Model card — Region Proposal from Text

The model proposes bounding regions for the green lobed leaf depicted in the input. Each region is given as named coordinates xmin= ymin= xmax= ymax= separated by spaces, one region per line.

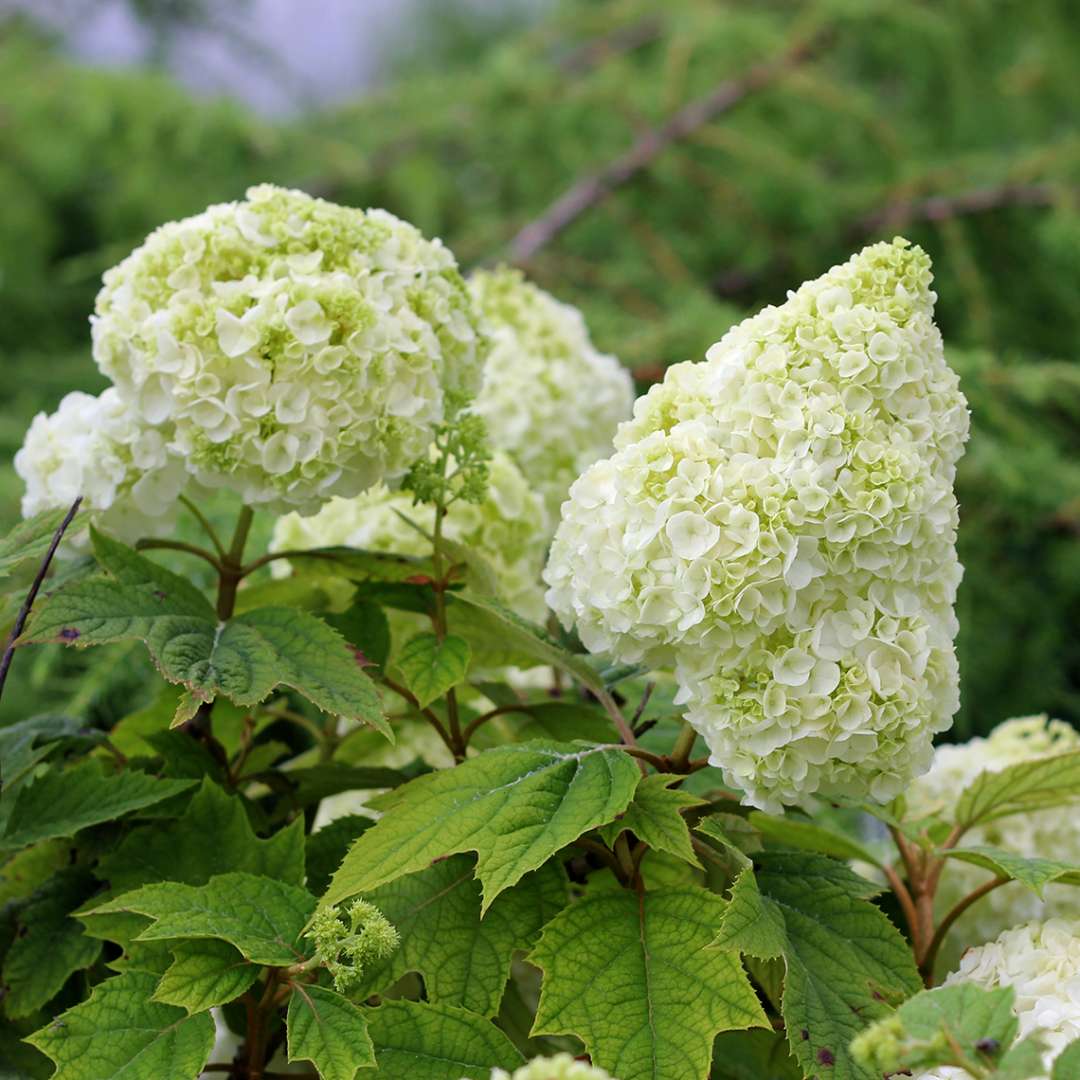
xmin=599 ymin=773 xmax=704 ymax=868
xmin=0 ymin=760 xmax=194 ymax=852
xmin=1053 ymin=1037 xmax=1080 ymax=1080
xmin=286 ymin=983 xmax=376 ymax=1080
xmin=748 ymin=811 xmax=882 ymax=868
xmin=89 ymin=871 xmax=315 ymax=966
xmin=152 ymin=938 xmax=259 ymax=1013
xmin=22 ymin=530 xmax=389 ymax=736
xmin=279 ymin=547 xmax=437 ymax=584
xmin=27 ymin=970 xmax=215 ymax=1080
xmin=325 ymin=600 xmax=391 ymax=671
xmin=448 ymin=592 xmax=606 ymax=694
xmin=396 ymin=631 xmax=472 ymax=708
xmin=2 ymin=869 xmax=102 ymax=1019
xmin=364 ymin=999 xmax=524 ymax=1078
xmin=529 ymin=886 xmax=767 ymax=1080
xmin=712 ymin=1029 xmax=802 ymax=1080
xmin=305 ymin=816 xmax=375 ymax=898
xmin=714 ymin=853 xmax=921 ymax=1080
xmin=321 ymin=741 xmax=639 ymax=914
xmin=0 ymin=507 xmax=84 ymax=580
xmin=96 ymin=777 xmax=306 ymax=892
xmin=944 ymin=845 xmax=1080 ymax=895
xmin=853 ymin=983 xmax=1022 ymax=1076
xmin=954 ymin=751 xmax=1080 ymax=828
xmin=0 ymin=715 xmax=96 ymax=793
xmin=356 ymin=854 xmax=568 ymax=1017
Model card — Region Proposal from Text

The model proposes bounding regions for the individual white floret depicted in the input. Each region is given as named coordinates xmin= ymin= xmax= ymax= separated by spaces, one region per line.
xmin=92 ymin=184 xmax=486 ymax=513
xmin=909 ymin=716 xmax=1080 ymax=959
xmin=271 ymin=451 xmax=548 ymax=621
xmin=917 ymin=918 xmax=1080 ymax=1080
xmin=469 ymin=268 xmax=634 ymax=519
xmin=15 ymin=387 xmax=186 ymax=544
xmin=545 ymin=238 xmax=969 ymax=810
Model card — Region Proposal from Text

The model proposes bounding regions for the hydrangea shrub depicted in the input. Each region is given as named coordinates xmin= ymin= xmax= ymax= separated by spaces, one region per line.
xmin=2 ymin=196 xmax=1078 ymax=1080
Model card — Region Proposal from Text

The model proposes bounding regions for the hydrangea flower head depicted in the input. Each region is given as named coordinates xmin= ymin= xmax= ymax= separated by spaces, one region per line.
xmin=545 ymin=238 xmax=969 ymax=810
xmin=15 ymin=388 xmax=187 ymax=544
xmin=910 ymin=716 xmax=1080 ymax=958
xmin=272 ymin=450 xmax=548 ymax=620
xmin=916 ymin=918 xmax=1080 ymax=1080
xmin=469 ymin=267 xmax=634 ymax=518
xmin=489 ymin=1054 xmax=615 ymax=1079
xmin=92 ymin=184 xmax=485 ymax=513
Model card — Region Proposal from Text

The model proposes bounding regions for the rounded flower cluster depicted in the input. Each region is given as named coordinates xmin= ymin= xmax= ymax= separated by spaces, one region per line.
xmin=90 ymin=184 xmax=485 ymax=513
xmin=545 ymin=238 xmax=969 ymax=810
xmin=909 ymin=715 xmax=1080 ymax=957
xmin=917 ymin=918 xmax=1080 ymax=1080
xmin=271 ymin=451 xmax=549 ymax=620
xmin=15 ymin=388 xmax=187 ymax=543
xmin=469 ymin=267 xmax=634 ymax=519
xmin=488 ymin=1055 xmax=615 ymax=1080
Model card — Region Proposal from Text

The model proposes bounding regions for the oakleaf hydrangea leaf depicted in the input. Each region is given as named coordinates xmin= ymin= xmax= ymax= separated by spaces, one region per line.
xmin=365 ymin=999 xmax=524 ymax=1078
xmin=356 ymin=854 xmax=568 ymax=1016
xmin=1053 ymin=1037 xmax=1080 ymax=1080
xmin=529 ymin=886 xmax=767 ymax=1080
xmin=747 ymin=811 xmax=882 ymax=868
xmin=2 ymin=869 xmax=101 ymax=1019
xmin=89 ymin=871 xmax=315 ymax=966
xmin=449 ymin=592 xmax=607 ymax=693
xmin=955 ymin=751 xmax=1080 ymax=827
xmin=599 ymin=773 xmax=704 ymax=868
xmin=286 ymin=983 xmax=376 ymax=1080
xmin=851 ymin=983 xmax=1023 ymax=1076
xmin=713 ymin=853 xmax=921 ymax=1080
xmin=321 ymin=742 xmax=639 ymax=914
xmin=27 ymin=970 xmax=215 ymax=1080
xmin=152 ymin=939 xmax=259 ymax=1013
xmin=0 ymin=506 xmax=83 ymax=579
xmin=0 ymin=760 xmax=194 ymax=852
xmin=396 ymin=631 xmax=472 ymax=708
xmin=944 ymin=845 xmax=1080 ymax=896
xmin=22 ymin=530 xmax=389 ymax=736
xmin=97 ymin=777 xmax=306 ymax=891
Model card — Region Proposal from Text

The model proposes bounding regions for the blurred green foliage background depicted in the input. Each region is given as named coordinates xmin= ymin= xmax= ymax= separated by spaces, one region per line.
xmin=2 ymin=0 xmax=1079 ymax=739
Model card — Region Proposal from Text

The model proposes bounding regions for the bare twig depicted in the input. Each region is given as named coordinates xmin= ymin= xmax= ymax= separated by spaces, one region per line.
xmin=712 ymin=180 xmax=1074 ymax=299
xmin=857 ymin=181 xmax=1069 ymax=236
xmin=0 ymin=496 xmax=82 ymax=705
xmin=509 ymin=35 xmax=822 ymax=263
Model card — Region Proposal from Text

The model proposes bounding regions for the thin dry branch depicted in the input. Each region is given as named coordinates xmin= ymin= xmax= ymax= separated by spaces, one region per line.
xmin=857 ymin=181 xmax=1069 ymax=235
xmin=713 ymin=180 xmax=1075 ymax=298
xmin=509 ymin=35 xmax=822 ymax=264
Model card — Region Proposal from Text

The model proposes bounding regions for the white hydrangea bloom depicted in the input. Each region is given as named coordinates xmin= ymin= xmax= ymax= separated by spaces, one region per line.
xmin=271 ymin=451 xmax=548 ymax=620
xmin=469 ymin=268 xmax=634 ymax=519
xmin=909 ymin=716 xmax=1080 ymax=957
xmin=545 ymin=239 xmax=969 ymax=811
xmin=488 ymin=1054 xmax=615 ymax=1080
xmin=15 ymin=388 xmax=187 ymax=544
xmin=92 ymin=184 xmax=485 ymax=513
xmin=917 ymin=918 xmax=1080 ymax=1080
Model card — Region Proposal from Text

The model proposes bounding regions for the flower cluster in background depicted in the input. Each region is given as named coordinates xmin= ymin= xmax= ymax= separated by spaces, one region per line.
xmin=18 ymin=184 xmax=486 ymax=528
xmin=15 ymin=387 xmax=187 ymax=544
xmin=489 ymin=1055 xmax=614 ymax=1080
xmin=469 ymin=267 xmax=634 ymax=523
xmin=909 ymin=715 xmax=1080 ymax=961
xmin=271 ymin=450 xmax=549 ymax=619
xmin=917 ymin=918 xmax=1080 ymax=1080
xmin=546 ymin=239 xmax=969 ymax=810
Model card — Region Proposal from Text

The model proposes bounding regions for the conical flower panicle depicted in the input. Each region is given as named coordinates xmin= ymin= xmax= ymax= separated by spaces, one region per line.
xmin=545 ymin=238 xmax=969 ymax=810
